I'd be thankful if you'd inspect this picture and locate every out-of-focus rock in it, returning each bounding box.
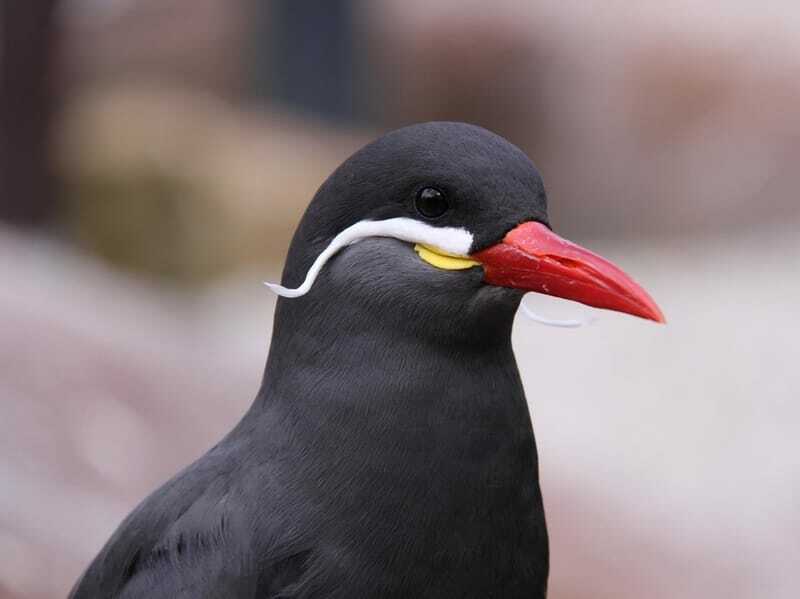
[56,86,370,281]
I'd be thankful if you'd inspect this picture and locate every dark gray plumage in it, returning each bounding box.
[70,122,551,598]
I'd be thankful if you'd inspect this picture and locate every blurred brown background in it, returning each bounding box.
[1,1,798,598]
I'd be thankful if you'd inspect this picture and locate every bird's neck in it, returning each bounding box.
[244,292,546,597]
[252,288,534,472]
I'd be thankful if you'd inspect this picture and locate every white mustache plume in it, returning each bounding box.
[263,217,594,328]
[264,218,473,298]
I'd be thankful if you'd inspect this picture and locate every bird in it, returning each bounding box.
[69,122,663,599]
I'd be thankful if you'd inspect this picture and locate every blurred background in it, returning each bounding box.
[1,1,798,597]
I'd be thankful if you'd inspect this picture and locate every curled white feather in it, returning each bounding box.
[264,218,474,298]
[520,294,598,328]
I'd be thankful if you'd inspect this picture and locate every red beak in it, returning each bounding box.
[471,222,665,323]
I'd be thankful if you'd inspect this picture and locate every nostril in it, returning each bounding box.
[543,255,585,270]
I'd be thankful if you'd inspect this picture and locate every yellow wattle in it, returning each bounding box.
[414,244,480,271]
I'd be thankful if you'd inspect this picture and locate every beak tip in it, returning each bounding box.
[642,303,667,324]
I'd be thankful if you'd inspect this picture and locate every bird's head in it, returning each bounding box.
[270,122,663,338]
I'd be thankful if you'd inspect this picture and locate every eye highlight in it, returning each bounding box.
[415,187,449,219]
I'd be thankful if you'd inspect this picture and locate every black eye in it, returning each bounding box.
[415,187,449,219]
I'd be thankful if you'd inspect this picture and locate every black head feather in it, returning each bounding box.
[284,121,549,288]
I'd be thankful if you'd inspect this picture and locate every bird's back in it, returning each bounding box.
[68,433,305,599]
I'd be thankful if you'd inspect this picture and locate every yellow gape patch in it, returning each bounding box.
[414,244,480,270]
